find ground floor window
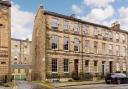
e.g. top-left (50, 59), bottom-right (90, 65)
top-left (52, 58), bottom-right (57, 73)
top-left (123, 63), bottom-right (126, 71)
top-left (64, 59), bottom-right (69, 72)
top-left (85, 60), bottom-right (89, 72)
top-left (116, 63), bottom-right (120, 72)
top-left (94, 61), bottom-right (98, 72)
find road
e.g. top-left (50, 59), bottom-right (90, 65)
top-left (58, 84), bottom-right (128, 89)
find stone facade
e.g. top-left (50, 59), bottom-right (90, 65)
top-left (32, 5), bottom-right (128, 81)
top-left (11, 38), bottom-right (32, 80)
top-left (0, 0), bottom-right (11, 81)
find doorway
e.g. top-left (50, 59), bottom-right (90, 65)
top-left (102, 61), bottom-right (106, 75)
top-left (74, 59), bottom-right (79, 77)
top-left (109, 61), bottom-right (113, 73)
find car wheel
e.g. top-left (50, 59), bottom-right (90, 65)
top-left (117, 79), bottom-right (121, 84)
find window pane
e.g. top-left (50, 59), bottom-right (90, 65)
top-left (51, 18), bottom-right (58, 28)
top-left (109, 44), bottom-right (113, 55)
top-left (64, 37), bottom-right (69, 50)
top-left (51, 36), bottom-right (58, 49)
top-left (102, 43), bottom-right (106, 55)
top-left (74, 23), bottom-right (79, 34)
top-left (83, 25), bottom-right (89, 34)
top-left (85, 40), bottom-right (89, 53)
top-left (64, 20), bottom-right (68, 30)
top-left (94, 41), bottom-right (98, 54)
top-left (94, 27), bottom-right (98, 35)
top-left (74, 38), bottom-right (79, 51)
top-left (64, 59), bottom-right (69, 72)
top-left (52, 58), bottom-right (57, 72)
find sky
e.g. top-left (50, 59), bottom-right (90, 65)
top-left (11, 0), bottom-right (128, 40)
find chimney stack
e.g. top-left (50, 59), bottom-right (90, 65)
top-left (111, 21), bottom-right (120, 31)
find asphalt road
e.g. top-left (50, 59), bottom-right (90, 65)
top-left (58, 84), bottom-right (128, 89)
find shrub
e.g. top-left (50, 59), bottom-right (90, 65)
top-left (116, 71), bottom-right (121, 73)
top-left (96, 73), bottom-right (105, 80)
top-left (83, 73), bottom-right (93, 81)
top-left (72, 72), bottom-right (80, 80)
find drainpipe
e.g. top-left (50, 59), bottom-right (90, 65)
top-left (81, 24), bottom-right (84, 78)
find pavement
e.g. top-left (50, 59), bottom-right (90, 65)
top-left (13, 80), bottom-right (37, 89)
top-left (58, 84), bottom-right (128, 89)
top-left (0, 80), bottom-right (43, 89)
top-left (52, 80), bottom-right (105, 88)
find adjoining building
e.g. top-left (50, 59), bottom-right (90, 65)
top-left (32, 5), bottom-right (128, 81)
top-left (0, 0), bottom-right (11, 81)
top-left (11, 38), bottom-right (32, 80)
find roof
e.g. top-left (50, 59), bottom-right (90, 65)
top-left (11, 38), bottom-right (32, 43)
top-left (0, 1), bottom-right (11, 7)
top-left (44, 10), bottom-right (128, 34)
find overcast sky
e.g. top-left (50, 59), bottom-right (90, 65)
top-left (12, 0), bottom-right (128, 40)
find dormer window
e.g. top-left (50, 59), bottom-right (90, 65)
top-left (51, 18), bottom-right (59, 29)
top-left (74, 23), bottom-right (79, 34)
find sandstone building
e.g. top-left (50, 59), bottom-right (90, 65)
top-left (32, 5), bottom-right (128, 81)
top-left (0, 0), bottom-right (11, 81)
top-left (11, 38), bottom-right (32, 80)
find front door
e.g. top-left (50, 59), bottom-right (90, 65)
top-left (102, 61), bottom-right (106, 75)
top-left (109, 61), bottom-right (113, 73)
top-left (74, 59), bottom-right (79, 77)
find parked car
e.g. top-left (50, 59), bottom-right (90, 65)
top-left (105, 73), bottom-right (128, 84)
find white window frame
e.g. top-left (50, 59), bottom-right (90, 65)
top-left (116, 45), bottom-right (120, 56)
top-left (94, 60), bottom-right (98, 73)
top-left (116, 33), bottom-right (119, 40)
top-left (83, 25), bottom-right (89, 34)
top-left (51, 18), bottom-right (59, 28)
top-left (122, 34), bottom-right (125, 43)
top-left (94, 27), bottom-right (98, 36)
top-left (94, 41), bottom-right (98, 54)
top-left (64, 20), bottom-right (69, 30)
top-left (64, 59), bottom-right (69, 73)
top-left (123, 63), bottom-right (126, 71)
top-left (116, 63), bottom-right (120, 71)
top-left (51, 58), bottom-right (58, 73)
top-left (85, 60), bottom-right (90, 72)
top-left (51, 35), bottom-right (58, 50)
top-left (74, 38), bottom-right (79, 52)
top-left (122, 46), bottom-right (126, 57)
top-left (74, 23), bottom-right (79, 34)
top-left (102, 43), bottom-right (106, 55)
top-left (64, 37), bottom-right (69, 51)
top-left (109, 44), bottom-right (113, 55)
top-left (85, 40), bottom-right (89, 53)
